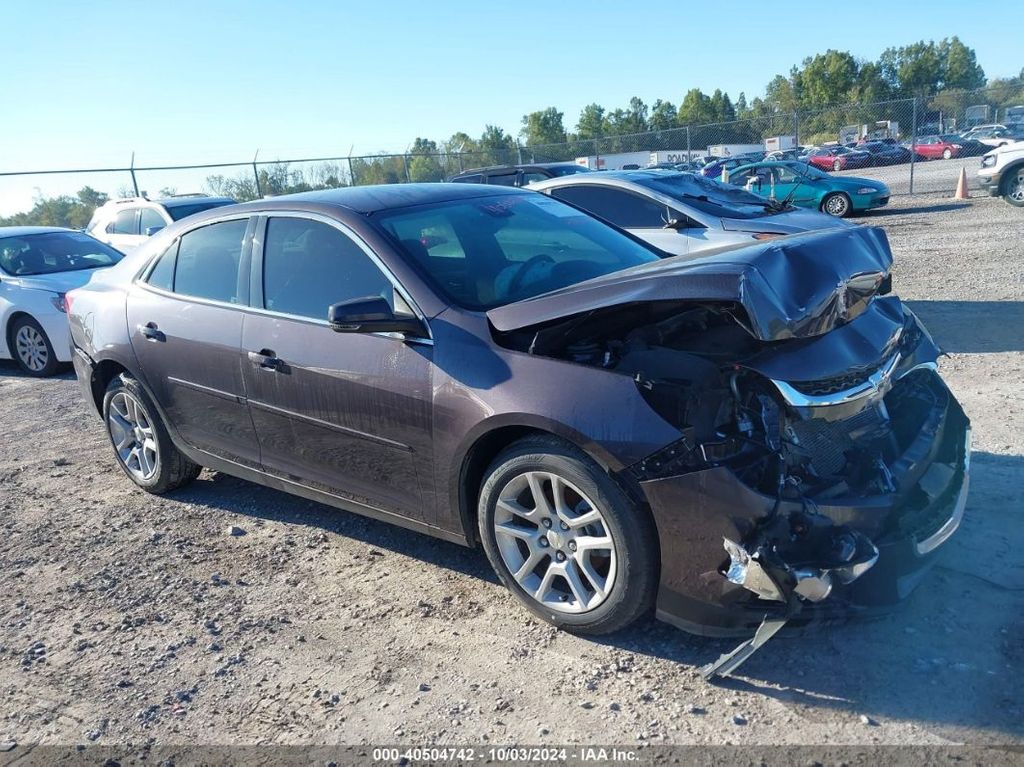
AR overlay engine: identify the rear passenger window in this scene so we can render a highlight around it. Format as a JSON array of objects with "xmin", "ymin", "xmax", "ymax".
[
  {"xmin": 110, "ymin": 209, "xmax": 137, "ymax": 234},
  {"xmin": 145, "ymin": 242, "xmax": 177, "ymax": 291},
  {"xmin": 172, "ymin": 219, "xmax": 248, "ymax": 303},
  {"xmin": 262, "ymin": 217, "xmax": 395, "ymax": 321},
  {"xmin": 139, "ymin": 208, "xmax": 165, "ymax": 234}
]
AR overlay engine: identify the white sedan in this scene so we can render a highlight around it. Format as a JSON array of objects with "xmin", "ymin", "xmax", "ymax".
[{"xmin": 0, "ymin": 227, "xmax": 124, "ymax": 376}]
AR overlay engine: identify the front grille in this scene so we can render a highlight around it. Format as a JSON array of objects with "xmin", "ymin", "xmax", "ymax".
[{"xmin": 790, "ymin": 368, "xmax": 874, "ymax": 397}]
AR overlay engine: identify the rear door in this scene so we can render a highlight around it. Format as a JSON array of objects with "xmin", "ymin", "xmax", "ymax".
[
  {"xmin": 127, "ymin": 215, "xmax": 260, "ymax": 467},
  {"xmin": 240, "ymin": 213, "xmax": 434, "ymax": 521}
]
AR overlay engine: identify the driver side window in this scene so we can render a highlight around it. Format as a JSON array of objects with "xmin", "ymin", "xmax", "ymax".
[
  {"xmin": 549, "ymin": 186, "xmax": 668, "ymax": 229},
  {"xmin": 262, "ymin": 217, "xmax": 397, "ymax": 321}
]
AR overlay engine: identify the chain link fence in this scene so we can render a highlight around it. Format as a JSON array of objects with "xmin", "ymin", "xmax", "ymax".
[{"xmin": 2, "ymin": 86, "xmax": 1022, "ymax": 221}]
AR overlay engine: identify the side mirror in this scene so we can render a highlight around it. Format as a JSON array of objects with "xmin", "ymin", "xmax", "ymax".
[
  {"xmin": 144, "ymin": 226, "xmax": 165, "ymax": 236},
  {"xmin": 327, "ymin": 296, "xmax": 425, "ymax": 337}
]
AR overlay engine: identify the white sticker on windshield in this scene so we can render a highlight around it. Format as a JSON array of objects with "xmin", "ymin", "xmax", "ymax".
[{"xmin": 529, "ymin": 197, "xmax": 582, "ymax": 218}]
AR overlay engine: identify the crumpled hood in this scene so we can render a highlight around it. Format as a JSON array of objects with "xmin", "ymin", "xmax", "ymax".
[
  {"xmin": 7, "ymin": 269, "xmax": 106, "ymax": 294},
  {"xmin": 487, "ymin": 226, "xmax": 893, "ymax": 342}
]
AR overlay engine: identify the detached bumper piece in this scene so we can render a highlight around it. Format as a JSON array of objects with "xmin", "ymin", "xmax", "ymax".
[{"xmin": 701, "ymin": 515, "xmax": 879, "ymax": 680}]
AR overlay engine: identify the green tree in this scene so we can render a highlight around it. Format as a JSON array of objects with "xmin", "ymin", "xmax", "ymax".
[
  {"xmin": 478, "ymin": 124, "xmax": 517, "ymax": 164},
  {"xmin": 649, "ymin": 99, "xmax": 677, "ymax": 130},
  {"xmin": 941, "ymin": 36, "xmax": 985, "ymax": 90},
  {"xmin": 677, "ymin": 88, "xmax": 715, "ymax": 125},
  {"xmin": 0, "ymin": 186, "xmax": 110, "ymax": 228},
  {"xmin": 793, "ymin": 50, "xmax": 859, "ymax": 107},
  {"xmin": 520, "ymin": 107, "xmax": 567, "ymax": 146},
  {"xmin": 575, "ymin": 103, "xmax": 606, "ymax": 139}
]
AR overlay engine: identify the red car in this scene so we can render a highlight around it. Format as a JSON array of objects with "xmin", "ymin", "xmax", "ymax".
[
  {"xmin": 803, "ymin": 145, "xmax": 872, "ymax": 171},
  {"xmin": 911, "ymin": 135, "xmax": 962, "ymax": 160}
]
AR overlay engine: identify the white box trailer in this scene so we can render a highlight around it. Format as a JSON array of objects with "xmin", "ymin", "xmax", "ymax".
[
  {"xmin": 707, "ymin": 143, "xmax": 764, "ymax": 158},
  {"xmin": 764, "ymin": 135, "xmax": 797, "ymax": 152},
  {"xmin": 647, "ymin": 150, "xmax": 699, "ymax": 165},
  {"xmin": 574, "ymin": 151, "xmax": 653, "ymax": 170}
]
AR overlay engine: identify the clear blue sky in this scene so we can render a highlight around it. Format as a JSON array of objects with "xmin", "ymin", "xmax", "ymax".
[{"xmin": 1, "ymin": 0, "xmax": 1019, "ymax": 213}]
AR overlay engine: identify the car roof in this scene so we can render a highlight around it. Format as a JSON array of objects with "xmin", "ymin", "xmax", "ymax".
[
  {"xmin": 453, "ymin": 163, "xmax": 579, "ymax": 176},
  {"xmin": 0, "ymin": 226, "xmax": 75, "ymax": 238},
  {"xmin": 228, "ymin": 183, "xmax": 528, "ymax": 215},
  {"xmin": 158, "ymin": 196, "xmax": 235, "ymax": 208}
]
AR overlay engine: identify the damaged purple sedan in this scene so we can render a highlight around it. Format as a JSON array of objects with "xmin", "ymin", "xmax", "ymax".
[{"xmin": 66, "ymin": 185, "xmax": 969, "ymax": 677}]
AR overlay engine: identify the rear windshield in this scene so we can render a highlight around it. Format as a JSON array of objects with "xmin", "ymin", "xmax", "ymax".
[
  {"xmin": 165, "ymin": 200, "xmax": 235, "ymax": 221},
  {"xmin": 0, "ymin": 231, "xmax": 123, "ymax": 276},
  {"xmin": 637, "ymin": 172, "xmax": 778, "ymax": 219},
  {"xmin": 373, "ymin": 193, "xmax": 658, "ymax": 310}
]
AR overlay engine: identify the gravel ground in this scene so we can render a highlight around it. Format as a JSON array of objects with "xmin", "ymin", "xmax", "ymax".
[
  {"xmin": 837, "ymin": 155, "xmax": 988, "ymax": 196},
  {"xmin": 0, "ymin": 193, "xmax": 1022, "ymax": 752}
]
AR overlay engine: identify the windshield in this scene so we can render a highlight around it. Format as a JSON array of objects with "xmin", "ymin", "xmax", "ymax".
[
  {"xmin": 784, "ymin": 162, "xmax": 828, "ymax": 180},
  {"xmin": 165, "ymin": 200, "xmax": 235, "ymax": 221},
  {"xmin": 0, "ymin": 231, "xmax": 123, "ymax": 276},
  {"xmin": 373, "ymin": 194, "xmax": 659, "ymax": 310},
  {"xmin": 548, "ymin": 165, "xmax": 592, "ymax": 176},
  {"xmin": 636, "ymin": 172, "xmax": 778, "ymax": 219}
]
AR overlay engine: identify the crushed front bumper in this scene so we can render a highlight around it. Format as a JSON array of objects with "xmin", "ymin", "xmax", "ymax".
[{"xmin": 639, "ymin": 372, "xmax": 971, "ymax": 637}]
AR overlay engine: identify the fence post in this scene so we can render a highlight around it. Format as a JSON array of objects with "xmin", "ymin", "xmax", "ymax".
[
  {"xmin": 909, "ymin": 96, "xmax": 918, "ymax": 195},
  {"xmin": 402, "ymin": 154, "xmax": 411, "ymax": 183},
  {"xmin": 516, "ymin": 140, "xmax": 523, "ymax": 165},
  {"xmin": 685, "ymin": 126, "xmax": 691, "ymax": 160},
  {"xmin": 252, "ymin": 150, "xmax": 262, "ymax": 198},
  {"xmin": 793, "ymin": 111, "xmax": 800, "ymax": 147},
  {"xmin": 129, "ymin": 152, "xmax": 140, "ymax": 197},
  {"xmin": 346, "ymin": 156, "xmax": 355, "ymax": 187}
]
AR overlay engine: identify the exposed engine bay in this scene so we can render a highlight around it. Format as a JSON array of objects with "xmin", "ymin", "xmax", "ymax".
[{"xmin": 496, "ymin": 291, "xmax": 956, "ymax": 678}]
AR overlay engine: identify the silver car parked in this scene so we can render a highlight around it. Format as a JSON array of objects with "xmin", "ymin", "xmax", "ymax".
[{"xmin": 529, "ymin": 170, "xmax": 849, "ymax": 259}]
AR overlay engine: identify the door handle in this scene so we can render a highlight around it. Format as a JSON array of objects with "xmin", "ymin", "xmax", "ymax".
[
  {"xmin": 247, "ymin": 349, "xmax": 282, "ymax": 371},
  {"xmin": 138, "ymin": 322, "xmax": 165, "ymax": 342}
]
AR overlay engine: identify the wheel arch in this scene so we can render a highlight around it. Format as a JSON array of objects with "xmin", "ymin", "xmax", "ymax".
[
  {"xmin": 5, "ymin": 310, "xmax": 34, "ymax": 354},
  {"xmin": 999, "ymin": 159, "xmax": 1024, "ymax": 192},
  {"xmin": 451, "ymin": 415, "xmax": 637, "ymax": 547}
]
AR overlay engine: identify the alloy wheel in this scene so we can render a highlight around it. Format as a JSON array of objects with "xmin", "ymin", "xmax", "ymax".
[
  {"xmin": 1009, "ymin": 169, "xmax": 1024, "ymax": 203},
  {"xmin": 492, "ymin": 470, "xmax": 617, "ymax": 614},
  {"xmin": 824, "ymin": 194, "xmax": 849, "ymax": 216},
  {"xmin": 14, "ymin": 324, "xmax": 49, "ymax": 372},
  {"xmin": 107, "ymin": 392, "xmax": 160, "ymax": 481}
]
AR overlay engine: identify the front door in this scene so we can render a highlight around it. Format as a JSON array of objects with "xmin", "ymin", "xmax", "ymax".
[
  {"xmin": 240, "ymin": 214, "xmax": 434, "ymax": 521},
  {"xmin": 126, "ymin": 216, "xmax": 260, "ymax": 467}
]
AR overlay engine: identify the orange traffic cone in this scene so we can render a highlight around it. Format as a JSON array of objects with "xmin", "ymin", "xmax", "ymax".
[{"xmin": 954, "ymin": 167, "xmax": 969, "ymax": 200}]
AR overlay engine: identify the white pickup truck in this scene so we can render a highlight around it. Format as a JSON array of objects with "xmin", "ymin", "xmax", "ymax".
[{"xmin": 978, "ymin": 141, "xmax": 1024, "ymax": 206}]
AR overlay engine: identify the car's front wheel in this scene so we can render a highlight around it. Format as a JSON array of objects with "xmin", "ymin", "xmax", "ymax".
[
  {"xmin": 832, "ymin": 159, "xmax": 843, "ymax": 171},
  {"xmin": 942, "ymin": 148, "xmax": 953, "ymax": 160},
  {"xmin": 821, "ymin": 191, "xmax": 852, "ymax": 217},
  {"xmin": 103, "ymin": 373, "xmax": 201, "ymax": 493},
  {"xmin": 10, "ymin": 316, "xmax": 60, "ymax": 377},
  {"xmin": 1003, "ymin": 165, "xmax": 1024, "ymax": 207},
  {"xmin": 478, "ymin": 436, "xmax": 658, "ymax": 635}
]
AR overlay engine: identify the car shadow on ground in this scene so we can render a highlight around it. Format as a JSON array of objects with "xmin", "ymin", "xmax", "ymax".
[
  {"xmin": 852, "ymin": 201, "xmax": 971, "ymax": 217},
  {"xmin": 904, "ymin": 300, "xmax": 1024, "ymax": 353},
  {"xmin": 173, "ymin": 447, "xmax": 1022, "ymax": 739},
  {"xmin": 172, "ymin": 470, "xmax": 499, "ymax": 585},
  {"xmin": 0, "ymin": 360, "xmax": 76, "ymax": 379}
]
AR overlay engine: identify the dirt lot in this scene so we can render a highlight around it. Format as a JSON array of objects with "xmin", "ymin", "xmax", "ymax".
[{"xmin": 1, "ymin": 193, "xmax": 1022, "ymax": 752}]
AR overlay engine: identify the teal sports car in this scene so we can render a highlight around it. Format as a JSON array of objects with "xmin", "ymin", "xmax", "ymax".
[{"xmin": 727, "ymin": 161, "xmax": 890, "ymax": 217}]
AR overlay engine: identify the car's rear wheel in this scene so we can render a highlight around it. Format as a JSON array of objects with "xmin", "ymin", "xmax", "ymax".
[
  {"xmin": 942, "ymin": 148, "xmax": 953, "ymax": 160},
  {"xmin": 10, "ymin": 316, "xmax": 60, "ymax": 377},
  {"xmin": 478, "ymin": 436, "xmax": 658, "ymax": 635},
  {"xmin": 832, "ymin": 159, "xmax": 843, "ymax": 171},
  {"xmin": 1003, "ymin": 166, "xmax": 1024, "ymax": 207},
  {"xmin": 821, "ymin": 192, "xmax": 852, "ymax": 217},
  {"xmin": 103, "ymin": 373, "xmax": 201, "ymax": 493}
]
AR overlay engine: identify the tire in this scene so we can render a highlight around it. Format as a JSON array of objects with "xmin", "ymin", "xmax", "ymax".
[
  {"xmin": 478, "ymin": 435, "xmax": 658, "ymax": 635},
  {"xmin": 102, "ymin": 373, "xmax": 201, "ymax": 494},
  {"xmin": 1002, "ymin": 165, "xmax": 1024, "ymax": 207},
  {"xmin": 821, "ymin": 192, "xmax": 852, "ymax": 218},
  {"xmin": 10, "ymin": 316, "xmax": 61, "ymax": 377},
  {"xmin": 832, "ymin": 159, "xmax": 843, "ymax": 171},
  {"xmin": 942, "ymin": 148, "xmax": 952, "ymax": 160}
]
